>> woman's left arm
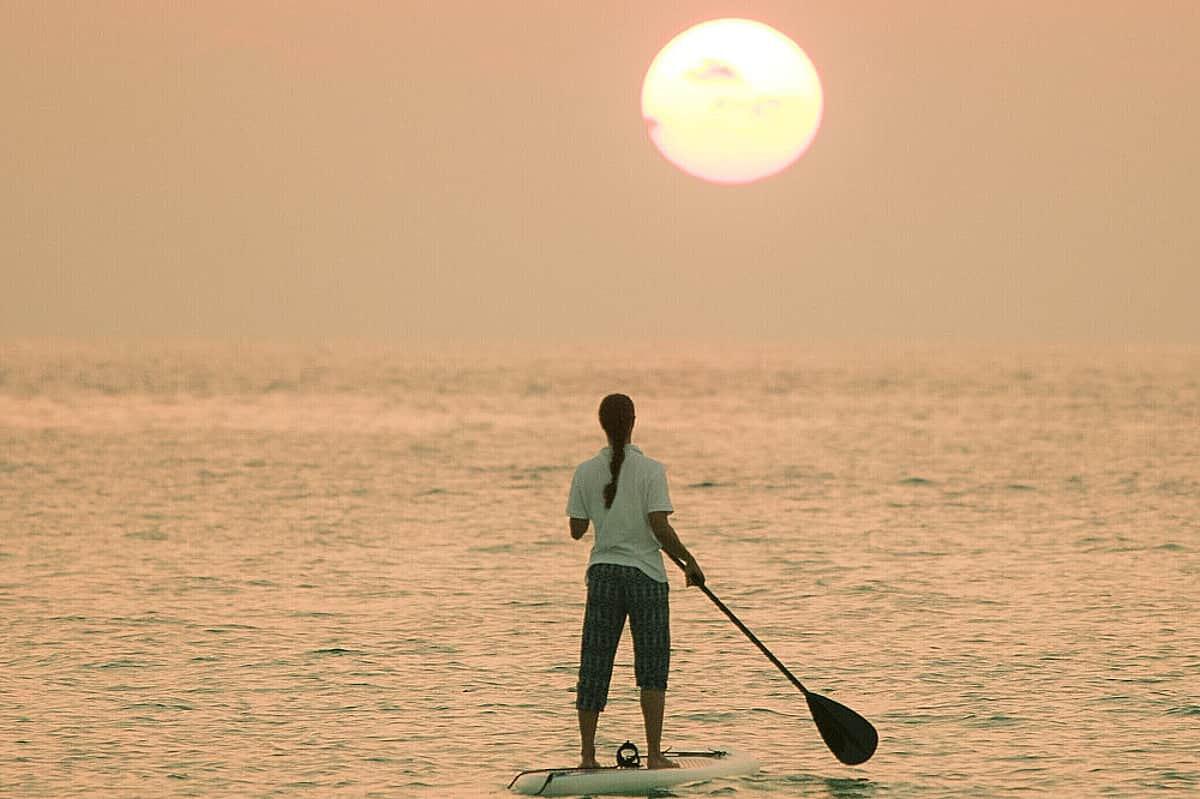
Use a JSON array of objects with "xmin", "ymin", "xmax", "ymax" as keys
[{"xmin": 570, "ymin": 518, "xmax": 590, "ymax": 539}]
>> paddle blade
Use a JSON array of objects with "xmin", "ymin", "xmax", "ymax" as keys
[{"xmin": 805, "ymin": 691, "xmax": 879, "ymax": 765}]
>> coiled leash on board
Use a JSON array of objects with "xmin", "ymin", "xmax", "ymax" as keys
[{"xmin": 615, "ymin": 740, "xmax": 641, "ymax": 768}]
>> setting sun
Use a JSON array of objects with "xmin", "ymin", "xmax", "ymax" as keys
[{"xmin": 641, "ymin": 18, "xmax": 824, "ymax": 185}]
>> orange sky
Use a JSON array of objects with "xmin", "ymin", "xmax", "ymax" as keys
[{"xmin": 3, "ymin": 1, "xmax": 1197, "ymax": 342}]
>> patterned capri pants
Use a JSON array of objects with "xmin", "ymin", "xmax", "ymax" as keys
[{"xmin": 575, "ymin": 563, "xmax": 670, "ymax": 712}]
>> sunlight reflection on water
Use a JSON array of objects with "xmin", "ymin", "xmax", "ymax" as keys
[{"xmin": 1, "ymin": 340, "xmax": 1197, "ymax": 797}]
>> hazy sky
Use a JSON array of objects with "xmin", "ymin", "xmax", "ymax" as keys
[{"xmin": 4, "ymin": 2, "xmax": 1198, "ymax": 342}]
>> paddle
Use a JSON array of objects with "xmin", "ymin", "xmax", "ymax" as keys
[{"xmin": 668, "ymin": 553, "xmax": 879, "ymax": 766}]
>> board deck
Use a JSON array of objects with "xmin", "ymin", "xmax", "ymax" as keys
[{"xmin": 508, "ymin": 748, "xmax": 758, "ymax": 796}]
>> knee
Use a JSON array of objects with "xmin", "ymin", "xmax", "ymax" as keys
[{"xmin": 575, "ymin": 682, "xmax": 609, "ymax": 712}]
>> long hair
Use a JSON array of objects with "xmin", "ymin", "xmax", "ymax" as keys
[{"xmin": 598, "ymin": 393, "xmax": 635, "ymax": 509}]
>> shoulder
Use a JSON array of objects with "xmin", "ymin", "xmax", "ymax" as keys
[
  {"xmin": 632, "ymin": 451, "xmax": 668, "ymax": 478},
  {"xmin": 631, "ymin": 447, "xmax": 664, "ymax": 468},
  {"xmin": 643, "ymin": 455, "xmax": 666, "ymax": 472},
  {"xmin": 574, "ymin": 453, "xmax": 606, "ymax": 474}
]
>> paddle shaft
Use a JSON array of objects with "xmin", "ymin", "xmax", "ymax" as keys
[
  {"xmin": 667, "ymin": 553, "xmax": 810, "ymax": 696},
  {"xmin": 666, "ymin": 552, "xmax": 880, "ymax": 765}
]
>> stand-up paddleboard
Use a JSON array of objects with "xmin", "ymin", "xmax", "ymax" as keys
[{"xmin": 508, "ymin": 743, "xmax": 758, "ymax": 797}]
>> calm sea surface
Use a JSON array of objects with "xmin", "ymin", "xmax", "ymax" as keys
[{"xmin": 1, "ymin": 339, "xmax": 1197, "ymax": 797}]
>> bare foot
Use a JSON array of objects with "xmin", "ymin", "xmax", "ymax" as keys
[
  {"xmin": 579, "ymin": 757, "xmax": 602, "ymax": 770},
  {"xmin": 646, "ymin": 753, "xmax": 679, "ymax": 770}
]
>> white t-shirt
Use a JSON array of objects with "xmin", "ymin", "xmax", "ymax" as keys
[{"xmin": 566, "ymin": 443, "xmax": 674, "ymax": 583}]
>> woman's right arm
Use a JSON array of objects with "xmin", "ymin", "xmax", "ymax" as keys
[{"xmin": 648, "ymin": 511, "xmax": 705, "ymax": 587}]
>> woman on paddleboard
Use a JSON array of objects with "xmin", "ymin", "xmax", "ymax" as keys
[{"xmin": 566, "ymin": 393, "xmax": 705, "ymax": 770}]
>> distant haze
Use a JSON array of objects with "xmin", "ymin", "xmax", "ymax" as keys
[{"xmin": 3, "ymin": 2, "xmax": 1198, "ymax": 343}]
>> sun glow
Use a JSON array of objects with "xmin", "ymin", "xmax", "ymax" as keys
[{"xmin": 641, "ymin": 19, "xmax": 824, "ymax": 185}]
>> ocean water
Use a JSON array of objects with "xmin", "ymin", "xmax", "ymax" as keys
[{"xmin": 1, "ymin": 338, "xmax": 1197, "ymax": 798}]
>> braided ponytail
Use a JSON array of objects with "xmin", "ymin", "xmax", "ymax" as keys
[
  {"xmin": 604, "ymin": 439, "xmax": 626, "ymax": 508},
  {"xmin": 598, "ymin": 394, "xmax": 635, "ymax": 509}
]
